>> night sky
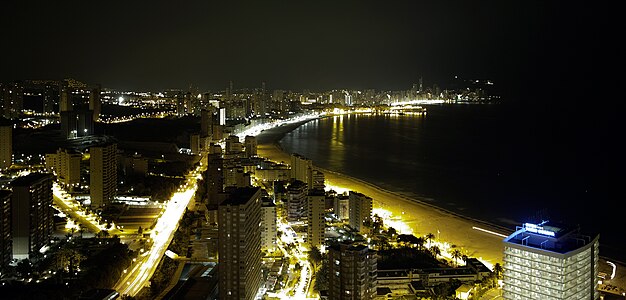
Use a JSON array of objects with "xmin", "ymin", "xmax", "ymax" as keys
[{"xmin": 1, "ymin": 1, "xmax": 618, "ymax": 95}]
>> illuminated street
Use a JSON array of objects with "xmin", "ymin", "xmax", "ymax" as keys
[
  {"xmin": 52, "ymin": 183, "xmax": 119, "ymax": 234},
  {"xmin": 266, "ymin": 222, "xmax": 316, "ymax": 300},
  {"xmin": 113, "ymin": 163, "xmax": 203, "ymax": 297}
]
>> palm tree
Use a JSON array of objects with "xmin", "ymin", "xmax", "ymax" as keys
[
  {"xmin": 430, "ymin": 245, "xmax": 441, "ymax": 258},
  {"xmin": 415, "ymin": 237, "xmax": 426, "ymax": 251},
  {"xmin": 462, "ymin": 254, "xmax": 468, "ymax": 266},
  {"xmin": 451, "ymin": 249, "xmax": 462, "ymax": 267},
  {"xmin": 425, "ymin": 232, "xmax": 435, "ymax": 247}
]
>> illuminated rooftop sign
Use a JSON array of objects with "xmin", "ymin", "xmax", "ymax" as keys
[{"xmin": 523, "ymin": 222, "xmax": 556, "ymax": 237}]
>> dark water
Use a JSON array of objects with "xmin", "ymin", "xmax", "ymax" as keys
[{"xmin": 278, "ymin": 104, "xmax": 623, "ymax": 262}]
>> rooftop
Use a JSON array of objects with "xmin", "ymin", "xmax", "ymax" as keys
[
  {"xmin": 504, "ymin": 221, "xmax": 598, "ymax": 255},
  {"xmin": 10, "ymin": 173, "xmax": 53, "ymax": 187},
  {"xmin": 220, "ymin": 186, "xmax": 260, "ymax": 206}
]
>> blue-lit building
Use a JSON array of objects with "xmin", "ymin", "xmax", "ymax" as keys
[{"xmin": 502, "ymin": 221, "xmax": 599, "ymax": 300}]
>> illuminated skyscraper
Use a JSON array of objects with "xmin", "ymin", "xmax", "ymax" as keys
[
  {"xmin": 90, "ymin": 143, "xmax": 117, "ymax": 207},
  {"xmin": 307, "ymin": 189, "xmax": 325, "ymax": 249},
  {"xmin": 502, "ymin": 221, "xmax": 599, "ymax": 300},
  {"xmin": 218, "ymin": 187, "xmax": 262, "ymax": 300},
  {"xmin": 260, "ymin": 197, "xmax": 277, "ymax": 251},
  {"xmin": 287, "ymin": 180, "xmax": 307, "ymax": 222},
  {"xmin": 290, "ymin": 153, "xmax": 312, "ymax": 188},
  {"xmin": 11, "ymin": 173, "xmax": 54, "ymax": 260},
  {"xmin": 0, "ymin": 124, "xmax": 11, "ymax": 169}
]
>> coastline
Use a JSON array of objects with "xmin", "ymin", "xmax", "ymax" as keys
[
  {"xmin": 256, "ymin": 120, "xmax": 508, "ymax": 266},
  {"xmin": 255, "ymin": 119, "xmax": 626, "ymax": 290}
]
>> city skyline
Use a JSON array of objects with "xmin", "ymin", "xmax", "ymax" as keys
[
  {"xmin": 1, "ymin": 1, "xmax": 624, "ymax": 299},
  {"xmin": 2, "ymin": 1, "xmax": 618, "ymax": 100}
]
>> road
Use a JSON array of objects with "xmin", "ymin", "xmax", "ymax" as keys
[
  {"xmin": 113, "ymin": 164, "xmax": 203, "ymax": 297},
  {"xmin": 52, "ymin": 183, "xmax": 120, "ymax": 235}
]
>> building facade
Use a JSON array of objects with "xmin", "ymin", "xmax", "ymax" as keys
[
  {"xmin": 287, "ymin": 180, "xmax": 308, "ymax": 222},
  {"xmin": 218, "ymin": 187, "xmax": 262, "ymax": 300},
  {"xmin": 11, "ymin": 173, "xmax": 54, "ymax": 260},
  {"xmin": 0, "ymin": 124, "xmax": 11, "ymax": 169},
  {"xmin": 261, "ymin": 198, "xmax": 277, "ymax": 251},
  {"xmin": 307, "ymin": 189, "xmax": 326, "ymax": 249},
  {"xmin": 349, "ymin": 191, "xmax": 372, "ymax": 233},
  {"xmin": 502, "ymin": 222, "xmax": 599, "ymax": 300},
  {"xmin": 89, "ymin": 143, "xmax": 117, "ymax": 207},
  {"xmin": 328, "ymin": 242, "xmax": 377, "ymax": 300},
  {"xmin": 0, "ymin": 190, "xmax": 11, "ymax": 269},
  {"xmin": 290, "ymin": 153, "xmax": 312, "ymax": 188},
  {"xmin": 46, "ymin": 148, "xmax": 81, "ymax": 190}
]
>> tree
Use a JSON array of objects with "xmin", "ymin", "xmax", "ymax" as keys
[
  {"xmin": 430, "ymin": 245, "xmax": 441, "ymax": 258},
  {"xmin": 425, "ymin": 232, "xmax": 435, "ymax": 246},
  {"xmin": 16, "ymin": 259, "xmax": 32, "ymax": 278},
  {"xmin": 397, "ymin": 234, "xmax": 419, "ymax": 248},
  {"xmin": 308, "ymin": 246, "xmax": 323, "ymax": 275},
  {"xmin": 137, "ymin": 226, "xmax": 143, "ymax": 235},
  {"xmin": 493, "ymin": 263, "xmax": 503, "ymax": 279},
  {"xmin": 386, "ymin": 227, "xmax": 397, "ymax": 238},
  {"xmin": 451, "ymin": 249, "xmax": 462, "ymax": 267}
]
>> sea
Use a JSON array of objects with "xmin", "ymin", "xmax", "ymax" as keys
[{"xmin": 273, "ymin": 103, "xmax": 623, "ymax": 263}]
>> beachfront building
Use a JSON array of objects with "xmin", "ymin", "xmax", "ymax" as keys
[
  {"xmin": 334, "ymin": 194, "xmax": 349, "ymax": 220},
  {"xmin": 502, "ymin": 221, "xmax": 599, "ymax": 300},
  {"xmin": 328, "ymin": 241, "xmax": 377, "ymax": 300},
  {"xmin": 349, "ymin": 191, "xmax": 372, "ymax": 233},
  {"xmin": 290, "ymin": 153, "xmax": 313, "ymax": 188}
]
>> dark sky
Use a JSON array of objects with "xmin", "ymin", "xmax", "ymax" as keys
[{"xmin": 0, "ymin": 1, "xmax": 619, "ymax": 95}]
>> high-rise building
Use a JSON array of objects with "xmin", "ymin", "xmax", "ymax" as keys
[
  {"xmin": 287, "ymin": 180, "xmax": 308, "ymax": 222},
  {"xmin": 0, "ymin": 124, "xmax": 12, "ymax": 169},
  {"xmin": 176, "ymin": 93, "xmax": 186, "ymax": 117},
  {"xmin": 218, "ymin": 187, "xmax": 262, "ymax": 300},
  {"xmin": 502, "ymin": 221, "xmax": 599, "ymax": 300},
  {"xmin": 244, "ymin": 136, "xmax": 257, "ymax": 158},
  {"xmin": 0, "ymin": 190, "xmax": 11, "ymax": 269},
  {"xmin": 311, "ymin": 169, "xmax": 325, "ymax": 190},
  {"xmin": 349, "ymin": 191, "xmax": 372, "ymax": 233},
  {"xmin": 89, "ymin": 143, "xmax": 117, "ymax": 208},
  {"xmin": 307, "ymin": 189, "xmax": 326, "ymax": 249},
  {"xmin": 328, "ymin": 242, "xmax": 377, "ymax": 300},
  {"xmin": 43, "ymin": 84, "xmax": 57, "ymax": 115},
  {"xmin": 11, "ymin": 173, "xmax": 54, "ymax": 260},
  {"xmin": 261, "ymin": 197, "xmax": 277, "ymax": 251},
  {"xmin": 46, "ymin": 148, "xmax": 81, "ymax": 190},
  {"xmin": 290, "ymin": 153, "xmax": 313, "ymax": 188},
  {"xmin": 206, "ymin": 153, "xmax": 225, "ymax": 207},
  {"xmin": 334, "ymin": 194, "xmax": 349, "ymax": 220}
]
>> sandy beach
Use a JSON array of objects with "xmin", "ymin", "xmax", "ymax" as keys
[
  {"xmin": 257, "ymin": 137, "xmax": 507, "ymax": 266},
  {"xmin": 256, "ymin": 120, "xmax": 626, "ymax": 292}
]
